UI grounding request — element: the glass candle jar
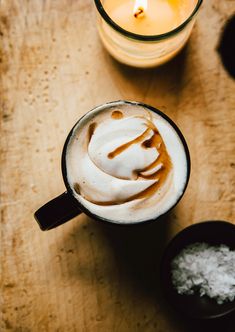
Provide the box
[94,0,203,68]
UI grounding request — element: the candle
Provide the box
[106,0,196,35]
[94,0,203,67]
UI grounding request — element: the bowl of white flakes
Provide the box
[161,220,235,319]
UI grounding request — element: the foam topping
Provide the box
[66,103,189,223]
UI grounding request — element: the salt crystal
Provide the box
[171,243,235,304]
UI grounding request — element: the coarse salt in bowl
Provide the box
[161,220,235,319]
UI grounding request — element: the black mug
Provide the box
[34,101,190,230]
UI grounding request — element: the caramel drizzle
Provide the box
[139,119,172,184]
[76,116,172,206]
[74,181,158,206]
[108,127,152,159]
[111,110,124,120]
[88,122,97,143]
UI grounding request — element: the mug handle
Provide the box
[34,192,82,231]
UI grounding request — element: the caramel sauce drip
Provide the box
[76,181,158,207]
[88,122,97,143]
[74,183,80,194]
[108,127,152,159]
[132,135,173,201]
[139,131,172,180]
[79,116,173,207]
[111,110,124,120]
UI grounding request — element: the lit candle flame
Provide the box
[133,0,147,18]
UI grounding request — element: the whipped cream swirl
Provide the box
[75,112,172,206]
[66,104,188,223]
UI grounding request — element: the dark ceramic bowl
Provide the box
[161,221,235,320]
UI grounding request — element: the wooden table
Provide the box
[1,1,235,331]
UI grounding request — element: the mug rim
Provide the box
[61,100,191,225]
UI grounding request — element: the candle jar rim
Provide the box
[94,0,203,41]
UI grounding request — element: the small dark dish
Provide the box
[161,220,235,320]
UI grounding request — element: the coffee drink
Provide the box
[65,101,189,223]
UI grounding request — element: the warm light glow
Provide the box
[133,0,148,18]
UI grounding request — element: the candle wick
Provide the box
[134,7,145,19]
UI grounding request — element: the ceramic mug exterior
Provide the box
[34,101,191,230]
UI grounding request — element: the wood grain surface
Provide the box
[1,0,235,331]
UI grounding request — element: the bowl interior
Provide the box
[161,221,235,320]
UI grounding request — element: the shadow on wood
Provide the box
[103,42,189,112]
